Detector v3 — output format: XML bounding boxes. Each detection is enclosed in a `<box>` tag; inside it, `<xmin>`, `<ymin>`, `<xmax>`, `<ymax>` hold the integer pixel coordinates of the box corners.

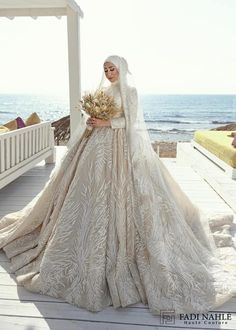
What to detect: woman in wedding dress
<box><xmin>0</xmin><ymin>55</ymin><xmax>235</xmax><ymax>315</ymax></box>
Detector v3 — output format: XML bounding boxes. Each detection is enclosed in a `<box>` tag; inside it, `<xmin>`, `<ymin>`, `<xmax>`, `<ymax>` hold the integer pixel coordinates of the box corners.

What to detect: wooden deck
<box><xmin>177</xmin><ymin>142</ymin><xmax>236</xmax><ymax>213</ymax></box>
<box><xmin>0</xmin><ymin>145</ymin><xmax>235</xmax><ymax>330</ymax></box>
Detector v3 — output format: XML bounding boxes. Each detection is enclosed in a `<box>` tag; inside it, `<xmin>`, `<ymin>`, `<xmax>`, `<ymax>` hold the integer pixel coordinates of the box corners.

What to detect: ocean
<box><xmin>1</xmin><ymin>94</ymin><xmax>236</xmax><ymax>142</ymax></box>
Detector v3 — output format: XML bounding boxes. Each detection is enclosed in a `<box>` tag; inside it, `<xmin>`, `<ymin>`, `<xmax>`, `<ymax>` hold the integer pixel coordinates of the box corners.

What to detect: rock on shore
<box><xmin>210</xmin><ymin>123</ymin><xmax>236</xmax><ymax>131</ymax></box>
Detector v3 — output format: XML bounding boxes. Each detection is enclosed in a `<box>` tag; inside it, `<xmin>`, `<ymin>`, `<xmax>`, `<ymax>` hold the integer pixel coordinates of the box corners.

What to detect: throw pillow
<box><xmin>4</xmin><ymin>119</ymin><xmax>17</xmax><ymax>131</ymax></box>
<box><xmin>16</xmin><ymin>116</ymin><xmax>26</xmax><ymax>129</ymax></box>
<box><xmin>25</xmin><ymin>112</ymin><xmax>41</xmax><ymax>126</ymax></box>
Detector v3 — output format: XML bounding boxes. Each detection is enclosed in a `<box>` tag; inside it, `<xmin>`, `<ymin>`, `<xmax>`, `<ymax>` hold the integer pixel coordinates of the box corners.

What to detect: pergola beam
<box><xmin>0</xmin><ymin>8</ymin><xmax>66</xmax><ymax>17</ymax></box>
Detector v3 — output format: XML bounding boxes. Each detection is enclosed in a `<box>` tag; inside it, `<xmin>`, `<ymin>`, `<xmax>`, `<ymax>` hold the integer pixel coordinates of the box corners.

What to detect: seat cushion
<box><xmin>3</xmin><ymin>119</ymin><xmax>18</xmax><ymax>131</ymax></box>
<box><xmin>0</xmin><ymin>125</ymin><xmax>10</xmax><ymax>134</ymax></box>
<box><xmin>194</xmin><ymin>130</ymin><xmax>236</xmax><ymax>168</ymax></box>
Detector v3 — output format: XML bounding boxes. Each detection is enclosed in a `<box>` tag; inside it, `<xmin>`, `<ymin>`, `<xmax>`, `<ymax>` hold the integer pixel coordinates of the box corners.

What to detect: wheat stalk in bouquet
<box><xmin>79</xmin><ymin>89</ymin><xmax>122</xmax><ymax>137</ymax></box>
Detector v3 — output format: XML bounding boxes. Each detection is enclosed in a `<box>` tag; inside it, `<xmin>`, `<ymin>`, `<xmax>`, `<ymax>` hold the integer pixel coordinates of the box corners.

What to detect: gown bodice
<box><xmin>104</xmin><ymin>82</ymin><xmax>124</xmax><ymax>119</ymax></box>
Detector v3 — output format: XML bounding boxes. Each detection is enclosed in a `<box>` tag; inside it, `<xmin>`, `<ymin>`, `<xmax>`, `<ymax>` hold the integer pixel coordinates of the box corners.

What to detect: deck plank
<box><xmin>176</xmin><ymin>142</ymin><xmax>236</xmax><ymax>212</ymax></box>
<box><xmin>0</xmin><ymin>316</ymin><xmax>209</xmax><ymax>330</ymax></box>
<box><xmin>0</xmin><ymin>285</ymin><xmax>65</xmax><ymax>303</ymax></box>
<box><xmin>162</xmin><ymin>158</ymin><xmax>235</xmax><ymax>215</ymax></box>
<box><xmin>0</xmin><ymin>273</ymin><xmax>19</xmax><ymax>286</ymax></box>
<box><xmin>0</xmin><ymin>299</ymin><xmax>235</xmax><ymax>329</ymax></box>
<box><xmin>0</xmin><ymin>261</ymin><xmax>11</xmax><ymax>273</ymax></box>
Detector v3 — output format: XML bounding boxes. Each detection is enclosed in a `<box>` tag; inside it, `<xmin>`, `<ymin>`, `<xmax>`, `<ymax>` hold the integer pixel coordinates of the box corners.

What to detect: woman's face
<box><xmin>104</xmin><ymin>62</ymin><xmax>119</xmax><ymax>83</ymax></box>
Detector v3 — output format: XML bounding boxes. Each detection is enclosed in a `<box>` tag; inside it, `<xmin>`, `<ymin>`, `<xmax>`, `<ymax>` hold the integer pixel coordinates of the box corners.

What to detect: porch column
<box><xmin>66</xmin><ymin>5</ymin><xmax>81</xmax><ymax>136</ymax></box>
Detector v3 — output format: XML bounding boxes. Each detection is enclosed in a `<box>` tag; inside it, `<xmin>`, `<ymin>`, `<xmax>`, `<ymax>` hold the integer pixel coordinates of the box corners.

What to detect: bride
<box><xmin>0</xmin><ymin>55</ymin><xmax>235</xmax><ymax>315</ymax></box>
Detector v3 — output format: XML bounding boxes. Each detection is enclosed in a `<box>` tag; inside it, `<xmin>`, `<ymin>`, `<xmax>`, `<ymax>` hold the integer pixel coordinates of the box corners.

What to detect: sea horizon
<box><xmin>1</xmin><ymin>93</ymin><xmax>236</xmax><ymax>142</ymax></box>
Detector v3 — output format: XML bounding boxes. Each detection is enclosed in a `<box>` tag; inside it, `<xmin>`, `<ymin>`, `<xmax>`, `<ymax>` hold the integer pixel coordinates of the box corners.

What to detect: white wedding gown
<box><xmin>0</xmin><ymin>83</ymin><xmax>235</xmax><ymax>315</ymax></box>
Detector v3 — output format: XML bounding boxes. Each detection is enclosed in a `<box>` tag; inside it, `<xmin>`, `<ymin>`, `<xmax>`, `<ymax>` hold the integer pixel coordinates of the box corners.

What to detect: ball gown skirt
<box><xmin>0</xmin><ymin>126</ymin><xmax>235</xmax><ymax>315</ymax></box>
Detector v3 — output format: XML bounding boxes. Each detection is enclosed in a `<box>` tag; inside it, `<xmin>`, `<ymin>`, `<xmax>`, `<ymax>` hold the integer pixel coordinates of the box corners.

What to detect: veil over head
<box><xmin>99</xmin><ymin>55</ymin><xmax>154</xmax><ymax>161</ymax></box>
<box><xmin>104</xmin><ymin>55</ymin><xmax>131</xmax><ymax>75</ymax></box>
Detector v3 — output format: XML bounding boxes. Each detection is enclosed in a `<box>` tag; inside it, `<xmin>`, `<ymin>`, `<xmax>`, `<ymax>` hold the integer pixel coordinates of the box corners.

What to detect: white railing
<box><xmin>0</xmin><ymin>121</ymin><xmax>56</xmax><ymax>189</ymax></box>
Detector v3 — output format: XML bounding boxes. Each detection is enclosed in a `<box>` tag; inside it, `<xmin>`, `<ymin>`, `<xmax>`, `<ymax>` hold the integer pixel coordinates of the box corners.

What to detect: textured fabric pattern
<box><xmin>0</xmin><ymin>85</ymin><xmax>235</xmax><ymax>316</ymax></box>
<box><xmin>110</xmin><ymin>116</ymin><xmax>126</xmax><ymax>129</ymax></box>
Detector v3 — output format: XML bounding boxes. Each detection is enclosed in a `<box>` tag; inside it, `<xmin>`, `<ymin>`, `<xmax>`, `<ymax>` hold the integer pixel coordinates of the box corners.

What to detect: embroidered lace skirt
<box><xmin>0</xmin><ymin>127</ymin><xmax>235</xmax><ymax>314</ymax></box>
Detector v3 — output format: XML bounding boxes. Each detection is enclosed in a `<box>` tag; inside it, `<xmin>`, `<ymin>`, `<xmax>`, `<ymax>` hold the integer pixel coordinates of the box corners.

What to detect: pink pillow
<box><xmin>232</xmin><ymin>135</ymin><xmax>236</xmax><ymax>148</ymax></box>
<box><xmin>16</xmin><ymin>117</ymin><xmax>26</xmax><ymax>129</ymax></box>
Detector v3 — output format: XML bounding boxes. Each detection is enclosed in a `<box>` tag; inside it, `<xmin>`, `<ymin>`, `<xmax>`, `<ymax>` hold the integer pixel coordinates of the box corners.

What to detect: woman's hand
<box><xmin>86</xmin><ymin>117</ymin><xmax>111</xmax><ymax>128</ymax></box>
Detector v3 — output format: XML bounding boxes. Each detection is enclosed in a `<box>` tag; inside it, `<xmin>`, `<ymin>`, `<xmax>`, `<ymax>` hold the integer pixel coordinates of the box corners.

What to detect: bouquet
<box><xmin>80</xmin><ymin>90</ymin><xmax>122</xmax><ymax>133</ymax></box>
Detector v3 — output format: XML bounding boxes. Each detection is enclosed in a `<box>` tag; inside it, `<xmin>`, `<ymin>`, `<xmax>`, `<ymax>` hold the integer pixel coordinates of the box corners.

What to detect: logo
<box><xmin>159</xmin><ymin>310</ymin><xmax>232</xmax><ymax>326</ymax></box>
<box><xmin>160</xmin><ymin>310</ymin><xmax>175</xmax><ymax>325</ymax></box>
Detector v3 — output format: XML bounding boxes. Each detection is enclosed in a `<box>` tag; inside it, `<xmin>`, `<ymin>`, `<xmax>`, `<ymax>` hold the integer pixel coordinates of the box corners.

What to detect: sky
<box><xmin>0</xmin><ymin>0</ymin><xmax>236</xmax><ymax>95</ymax></box>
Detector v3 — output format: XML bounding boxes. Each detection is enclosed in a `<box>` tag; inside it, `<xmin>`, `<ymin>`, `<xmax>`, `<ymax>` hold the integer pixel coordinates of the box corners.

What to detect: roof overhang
<box><xmin>0</xmin><ymin>0</ymin><xmax>83</xmax><ymax>18</ymax></box>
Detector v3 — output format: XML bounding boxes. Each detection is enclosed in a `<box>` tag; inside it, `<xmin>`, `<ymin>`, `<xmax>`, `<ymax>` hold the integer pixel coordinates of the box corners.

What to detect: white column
<box><xmin>66</xmin><ymin>6</ymin><xmax>81</xmax><ymax>136</ymax></box>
